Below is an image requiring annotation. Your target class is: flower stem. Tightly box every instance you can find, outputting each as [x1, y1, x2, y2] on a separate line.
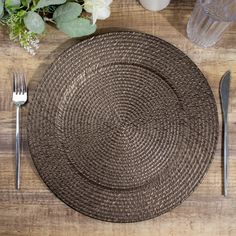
[44, 17, 55, 24]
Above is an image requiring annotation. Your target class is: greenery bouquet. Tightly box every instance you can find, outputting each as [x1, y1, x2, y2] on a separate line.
[0, 0, 112, 54]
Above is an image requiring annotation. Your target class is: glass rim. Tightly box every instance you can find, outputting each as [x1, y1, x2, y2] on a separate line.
[199, 0, 236, 22]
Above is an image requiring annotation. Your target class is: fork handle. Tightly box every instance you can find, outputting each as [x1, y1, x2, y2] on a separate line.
[16, 105, 20, 190]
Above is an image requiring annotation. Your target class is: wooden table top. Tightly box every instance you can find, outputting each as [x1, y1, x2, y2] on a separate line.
[0, 0, 236, 235]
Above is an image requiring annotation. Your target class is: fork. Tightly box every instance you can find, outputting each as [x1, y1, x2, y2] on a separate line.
[12, 72, 27, 190]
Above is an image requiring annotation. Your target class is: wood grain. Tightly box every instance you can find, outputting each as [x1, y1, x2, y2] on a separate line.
[0, 0, 236, 235]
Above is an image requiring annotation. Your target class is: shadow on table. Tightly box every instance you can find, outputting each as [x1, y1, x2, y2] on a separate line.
[165, 0, 195, 38]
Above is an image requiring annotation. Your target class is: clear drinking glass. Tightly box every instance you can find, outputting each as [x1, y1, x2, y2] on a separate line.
[187, 0, 236, 47]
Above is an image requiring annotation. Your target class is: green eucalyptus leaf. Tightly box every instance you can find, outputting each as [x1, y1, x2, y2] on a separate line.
[35, 0, 66, 10]
[24, 11, 45, 34]
[5, 0, 21, 9]
[53, 2, 82, 23]
[0, 1, 4, 18]
[57, 18, 96, 38]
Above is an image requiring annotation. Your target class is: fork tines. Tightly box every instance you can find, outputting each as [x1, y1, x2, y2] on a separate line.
[13, 72, 27, 95]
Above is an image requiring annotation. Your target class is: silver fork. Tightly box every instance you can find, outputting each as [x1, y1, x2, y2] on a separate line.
[12, 72, 27, 190]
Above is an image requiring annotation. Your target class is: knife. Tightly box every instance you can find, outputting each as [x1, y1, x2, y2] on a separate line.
[220, 71, 231, 197]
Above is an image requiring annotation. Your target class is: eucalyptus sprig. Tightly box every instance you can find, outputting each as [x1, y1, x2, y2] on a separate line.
[0, 0, 112, 55]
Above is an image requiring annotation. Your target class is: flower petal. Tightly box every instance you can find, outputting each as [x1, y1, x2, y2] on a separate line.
[84, 0, 93, 13]
[104, 0, 112, 6]
[84, 0, 112, 24]
[95, 6, 110, 20]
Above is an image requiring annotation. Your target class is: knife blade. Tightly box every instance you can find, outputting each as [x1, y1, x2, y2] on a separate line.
[220, 71, 231, 197]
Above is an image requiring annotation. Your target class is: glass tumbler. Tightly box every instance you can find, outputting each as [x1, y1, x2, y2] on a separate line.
[187, 0, 236, 47]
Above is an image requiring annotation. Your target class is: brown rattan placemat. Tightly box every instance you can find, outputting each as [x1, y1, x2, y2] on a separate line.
[28, 31, 219, 222]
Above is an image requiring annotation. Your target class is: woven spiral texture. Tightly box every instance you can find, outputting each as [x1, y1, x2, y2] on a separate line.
[28, 31, 219, 223]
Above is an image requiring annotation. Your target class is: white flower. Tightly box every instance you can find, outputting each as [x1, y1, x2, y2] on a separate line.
[24, 45, 36, 56]
[30, 39, 40, 50]
[22, 32, 40, 55]
[84, 0, 112, 24]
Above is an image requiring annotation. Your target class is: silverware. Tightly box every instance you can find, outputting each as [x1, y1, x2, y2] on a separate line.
[220, 71, 231, 197]
[12, 72, 27, 190]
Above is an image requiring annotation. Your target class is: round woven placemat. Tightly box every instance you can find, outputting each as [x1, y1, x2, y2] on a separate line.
[28, 31, 218, 223]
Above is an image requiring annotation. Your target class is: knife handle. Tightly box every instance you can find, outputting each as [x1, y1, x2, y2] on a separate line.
[223, 115, 228, 197]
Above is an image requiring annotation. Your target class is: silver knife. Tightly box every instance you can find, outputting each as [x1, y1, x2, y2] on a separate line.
[220, 71, 231, 197]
